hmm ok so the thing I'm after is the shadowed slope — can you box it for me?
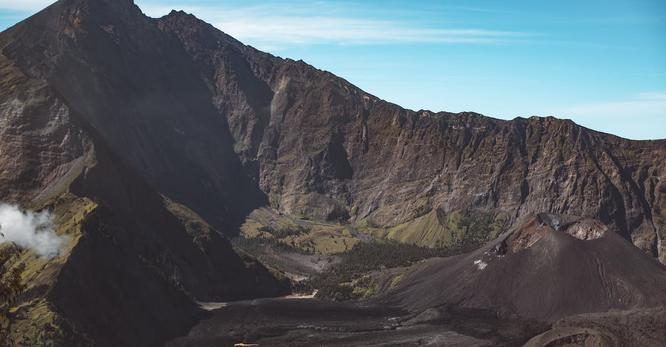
[1,0,665,345]
[384,214,666,322]
[0,0,287,345]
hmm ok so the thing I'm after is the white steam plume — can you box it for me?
[0,203,65,259]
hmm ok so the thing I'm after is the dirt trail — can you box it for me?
[197,290,320,311]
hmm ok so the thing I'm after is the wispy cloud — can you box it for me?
[139,2,529,50]
[0,0,51,12]
[556,92,666,118]
[551,92,666,140]
[217,18,524,46]
[0,1,529,48]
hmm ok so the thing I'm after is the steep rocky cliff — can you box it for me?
[0,0,665,345]
[0,0,287,345]
[156,10,666,262]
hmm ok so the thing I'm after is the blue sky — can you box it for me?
[1,0,665,140]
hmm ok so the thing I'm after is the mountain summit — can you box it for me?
[0,0,665,345]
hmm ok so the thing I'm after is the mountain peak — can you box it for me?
[11,0,145,32]
[74,0,142,17]
[166,9,192,18]
[1,2,665,346]
[161,8,207,28]
[50,0,138,13]
[157,8,245,50]
[74,0,135,7]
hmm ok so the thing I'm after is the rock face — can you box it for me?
[0,0,287,345]
[0,0,665,345]
[155,9,666,262]
[2,0,265,229]
[5,0,662,260]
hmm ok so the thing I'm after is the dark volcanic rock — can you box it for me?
[383,215,666,322]
[2,0,266,229]
[0,0,665,345]
[165,297,546,347]
[156,9,666,262]
[0,0,287,345]
[6,0,663,262]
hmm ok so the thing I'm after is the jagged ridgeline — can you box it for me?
[0,0,665,346]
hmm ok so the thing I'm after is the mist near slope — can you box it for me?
[0,203,65,258]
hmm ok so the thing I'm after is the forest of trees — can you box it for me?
[298,241,470,301]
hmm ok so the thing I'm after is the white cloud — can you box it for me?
[0,203,66,259]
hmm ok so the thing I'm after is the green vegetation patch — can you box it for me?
[240,208,359,255]
[358,209,508,250]
[302,241,461,301]
[4,299,87,346]
[1,193,97,344]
